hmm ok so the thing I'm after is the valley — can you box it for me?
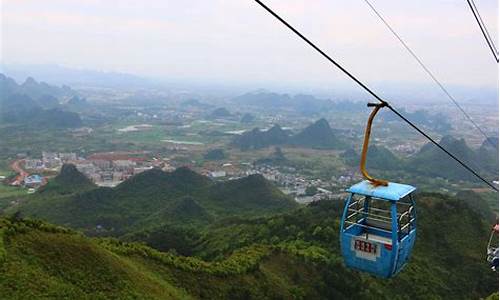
[0,73,498,299]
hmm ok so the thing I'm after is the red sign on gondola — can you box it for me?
[354,239,377,255]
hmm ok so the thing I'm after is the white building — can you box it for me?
[210,171,226,178]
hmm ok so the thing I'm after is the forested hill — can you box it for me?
[14,165,297,234]
[0,74,82,128]
[0,191,497,299]
[232,119,344,150]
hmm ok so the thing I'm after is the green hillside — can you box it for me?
[408,136,482,181]
[290,118,344,149]
[194,193,498,299]
[39,164,96,195]
[342,145,402,171]
[0,190,497,299]
[14,166,297,235]
[476,137,499,176]
[231,125,290,150]
[232,119,345,150]
[0,74,82,128]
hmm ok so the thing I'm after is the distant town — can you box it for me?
[10,149,358,203]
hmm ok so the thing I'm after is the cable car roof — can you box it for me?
[347,180,416,201]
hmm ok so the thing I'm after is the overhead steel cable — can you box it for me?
[252,0,498,192]
[466,0,499,63]
[470,0,499,55]
[362,0,497,150]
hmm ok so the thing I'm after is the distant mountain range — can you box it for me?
[240,113,255,124]
[233,92,334,115]
[15,165,297,235]
[342,135,498,181]
[341,145,402,171]
[0,74,82,128]
[232,125,289,150]
[408,135,497,181]
[208,107,232,119]
[381,108,451,132]
[232,119,345,150]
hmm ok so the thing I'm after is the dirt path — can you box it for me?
[10,159,28,186]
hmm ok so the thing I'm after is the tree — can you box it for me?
[305,186,318,196]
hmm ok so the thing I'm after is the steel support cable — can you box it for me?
[470,0,499,55]
[362,0,497,150]
[466,0,499,62]
[252,0,498,192]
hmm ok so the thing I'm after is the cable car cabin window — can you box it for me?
[343,194,415,242]
[397,195,415,240]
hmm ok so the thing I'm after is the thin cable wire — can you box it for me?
[470,0,499,55]
[252,0,498,192]
[362,0,497,150]
[466,0,499,63]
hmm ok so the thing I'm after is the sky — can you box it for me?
[1,0,499,91]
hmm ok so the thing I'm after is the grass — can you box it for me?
[0,185,28,211]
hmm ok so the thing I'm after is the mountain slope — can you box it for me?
[194,193,498,299]
[232,119,345,150]
[476,137,499,176]
[290,118,343,149]
[15,167,297,235]
[341,145,402,170]
[231,125,290,150]
[1,191,497,299]
[40,164,96,195]
[0,74,82,128]
[0,218,333,299]
[407,136,482,181]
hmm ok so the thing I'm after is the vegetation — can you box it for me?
[209,107,231,119]
[13,166,297,235]
[255,147,288,166]
[39,164,95,195]
[233,119,345,150]
[290,118,344,149]
[203,148,226,160]
[0,190,497,299]
[240,113,255,124]
[408,136,497,181]
[342,145,402,170]
[0,74,497,299]
[0,74,82,128]
[232,125,289,150]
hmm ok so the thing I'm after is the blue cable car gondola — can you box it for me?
[340,180,417,278]
[340,102,417,278]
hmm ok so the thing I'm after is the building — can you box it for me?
[209,171,226,178]
[113,160,136,171]
[134,166,153,175]
[112,172,124,181]
[76,163,97,175]
[25,159,43,169]
[24,174,43,188]
[42,152,61,168]
[92,159,111,169]
[59,152,77,161]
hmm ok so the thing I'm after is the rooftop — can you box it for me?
[347,180,416,201]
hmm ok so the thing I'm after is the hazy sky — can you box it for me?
[1,0,499,89]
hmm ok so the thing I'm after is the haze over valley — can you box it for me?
[0,1,498,299]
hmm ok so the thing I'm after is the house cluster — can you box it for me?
[249,164,339,202]
[22,151,176,188]
[25,152,78,170]
[23,174,44,189]
[74,154,174,187]
[201,162,345,203]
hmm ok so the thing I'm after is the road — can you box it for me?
[10,159,29,186]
